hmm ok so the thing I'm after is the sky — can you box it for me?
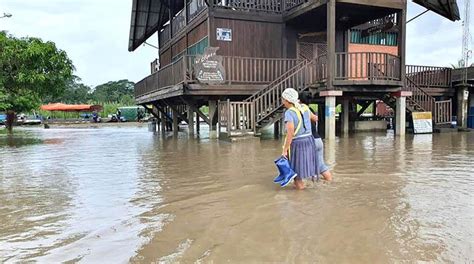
[0,0,471,87]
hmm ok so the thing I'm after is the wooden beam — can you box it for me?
[337,0,405,9]
[397,9,407,88]
[143,104,161,120]
[357,101,372,116]
[284,0,327,21]
[151,102,173,122]
[162,100,189,124]
[326,0,336,91]
[180,97,211,125]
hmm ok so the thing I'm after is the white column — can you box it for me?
[325,96,336,140]
[395,96,406,136]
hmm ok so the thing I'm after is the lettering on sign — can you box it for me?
[194,47,226,85]
[412,112,433,134]
[361,21,394,38]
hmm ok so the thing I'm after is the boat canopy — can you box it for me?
[40,103,103,112]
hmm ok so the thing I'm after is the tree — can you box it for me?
[0,31,74,132]
[47,76,93,104]
[91,79,134,103]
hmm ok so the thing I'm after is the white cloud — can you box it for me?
[1,0,158,87]
[0,0,471,86]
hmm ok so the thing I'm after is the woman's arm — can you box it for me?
[282,121,295,157]
[310,112,318,123]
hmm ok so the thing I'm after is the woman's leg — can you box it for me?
[294,178,305,190]
[315,138,332,181]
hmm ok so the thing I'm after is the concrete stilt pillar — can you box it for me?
[187,108,194,135]
[393,91,412,136]
[395,96,406,136]
[325,96,336,140]
[172,109,178,136]
[160,111,166,134]
[457,86,469,128]
[209,100,218,139]
[342,98,350,137]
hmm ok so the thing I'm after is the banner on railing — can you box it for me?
[412,112,433,134]
[194,47,226,84]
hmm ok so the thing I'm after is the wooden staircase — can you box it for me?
[218,56,324,137]
[380,66,453,126]
[217,61,453,138]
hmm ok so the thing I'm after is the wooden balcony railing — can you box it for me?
[172,9,187,36]
[210,0,283,13]
[187,0,207,21]
[135,56,187,98]
[335,52,401,81]
[159,25,171,47]
[406,65,451,87]
[285,0,308,11]
[220,57,301,84]
[136,56,302,98]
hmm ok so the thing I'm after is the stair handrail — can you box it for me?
[405,75,435,112]
[244,59,307,102]
[253,55,324,123]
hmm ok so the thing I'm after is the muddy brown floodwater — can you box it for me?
[0,127,473,263]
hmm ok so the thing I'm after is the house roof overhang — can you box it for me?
[412,0,460,21]
[128,0,185,52]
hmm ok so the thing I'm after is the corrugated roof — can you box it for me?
[413,0,460,21]
[128,0,169,51]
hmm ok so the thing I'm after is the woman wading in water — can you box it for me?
[281,88,319,190]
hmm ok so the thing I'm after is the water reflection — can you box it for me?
[0,127,472,263]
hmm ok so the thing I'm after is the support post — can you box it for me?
[457,86,469,128]
[172,108,178,136]
[209,100,218,139]
[320,90,342,140]
[196,110,200,134]
[160,111,166,133]
[274,120,281,138]
[187,108,194,135]
[318,103,325,139]
[342,98,350,137]
[395,96,406,136]
[397,8,407,84]
[326,0,336,90]
[325,96,336,140]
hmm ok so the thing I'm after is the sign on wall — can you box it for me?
[216,28,232,41]
[193,47,226,85]
[412,112,433,134]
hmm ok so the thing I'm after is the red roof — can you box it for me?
[40,103,103,112]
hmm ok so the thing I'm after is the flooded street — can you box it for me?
[0,127,473,263]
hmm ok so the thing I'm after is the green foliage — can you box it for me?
[0,31,74,113]
[91,80,134,103]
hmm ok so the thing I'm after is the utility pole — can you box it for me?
[461,0,471,68]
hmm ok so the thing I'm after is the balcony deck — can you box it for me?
[135,52,404,104]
